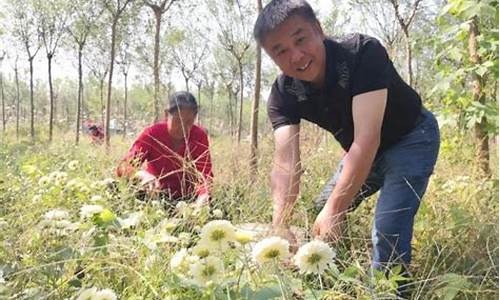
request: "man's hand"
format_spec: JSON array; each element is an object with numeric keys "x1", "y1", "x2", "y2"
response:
[
  {"x1": 312, "y1": 208, "x2": 346, "y2": 243},
  {"x1": 135, "y1": 170, "x2": 161, "y2": 192}
]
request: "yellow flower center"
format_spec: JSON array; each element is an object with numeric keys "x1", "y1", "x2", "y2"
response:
[
  {"x1": 307, "y1": 253, "x2": 322, "y2": 265},
  {"x1": 202, "y1": 265, "x2": 216, "y2": 277},
  {"x1": 210, "y1": 229, "x2": 226, "y2": 241},
  {"x1": 264, "y1": 249, "x2": 281, "y2": 259}
]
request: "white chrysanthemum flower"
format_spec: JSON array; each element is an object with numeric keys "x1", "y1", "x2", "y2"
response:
[
  {"x1": 192, "y1": 242, "x2": 211, "y2": 258},
  {"x1": 118, "y1": 211, "x2": 143, "y2": 229},
  {"x1": 170, "y1": 248, "x2": 190, "y2": 272},
  {"x1": 200, "y1": 220, "x2": 236, "y2": 247},
  {"x1": 90, "y1": 195, "x2": 103, "y2": 202},
  {"x1": 252, "y1": 236, "x2": 290, "y2": 264},
  {"x1": 76, "y1": 287, "x2": 98, "y2": 300},
  {"x1": 68, "y1": 160, "x2": 79, "y2": 171},
  {"x1": 32, "y1": 195, "x2": 42, "y2": 202},
  {"x1": 44, "y1": 209, "x2": 69, "y2": 221},
  {"x1": 49, "y1": 171, "x2": 68, "y2": 185},
  {"x1": 38, "y1": 176, "x2": 50, "y2": 187},
  {"x1": 80, "y1": 205, "x2": 104, "y2": 219},
  {"x1": 190, "y1": 256, "x2": 224, "y2": 286},
  {"x1": 54, "y1": 220, "x2": 73, "y2": 229},
  {"x1": 212, "y1": 209, "x2": 223, "y2": 219},
  {"x1": 94, "y1": 288, "x2": 117, "y2": 300},
  {"x1": 293, "y1": 240, "x2": 336, "y2": 274}
]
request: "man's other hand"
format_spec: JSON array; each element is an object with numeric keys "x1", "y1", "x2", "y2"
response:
[
  {"x1": 312, "y1": 209, "x2": 345, "y2": 243},
  {"x1": 135, "y1": 170, "x2": 161, "y2": 192}
]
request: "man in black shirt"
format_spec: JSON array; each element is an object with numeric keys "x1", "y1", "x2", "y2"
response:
[{"x1": 254, "y1": 0, "x2": 440, "y2": 284}]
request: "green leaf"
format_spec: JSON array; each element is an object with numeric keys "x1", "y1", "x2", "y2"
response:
[
  {"x1": 252, "y1": 285, "x2": 282, "y2": 300},
  {"x1": 434, "y1": 273, "x2": 472, "y2": 300},
  {"x1": 68, "y1": 279, "x2": 81, "y2": 288}
]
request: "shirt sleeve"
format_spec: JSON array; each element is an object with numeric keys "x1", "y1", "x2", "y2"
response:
[
  {"x1": 350, "y1": 37, "x2": 392, "y2": 97},
  {"x1": 115, "y1": 128, "x2": 152, "y2": 177},
  {"x1": 267, "y1": 79, "x2": 300, "y2": 130},
  {"x1": 193, "y1": 130, "x2": 213, "y2": 196}
]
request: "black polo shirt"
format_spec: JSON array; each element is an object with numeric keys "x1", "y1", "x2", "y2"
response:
[{"x1": 267, "y1": 34, "x2": 422, "y2": 152}]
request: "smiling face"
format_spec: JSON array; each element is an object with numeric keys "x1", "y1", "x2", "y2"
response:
[{"x1": 261, "y1": 14, "x2": 326, "y2": 87}]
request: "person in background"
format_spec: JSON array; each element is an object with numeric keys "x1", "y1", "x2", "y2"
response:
[
  {"x1": 116, "y1": 91, "x2": 213, "y2": 211},
  {"x1": 86, "y1": 122, "x2": 104, "y2": 144}
]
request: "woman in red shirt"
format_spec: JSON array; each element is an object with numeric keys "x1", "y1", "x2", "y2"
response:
[{"x1": 117, "y1": 91, "x2": 213, "y2": 209}]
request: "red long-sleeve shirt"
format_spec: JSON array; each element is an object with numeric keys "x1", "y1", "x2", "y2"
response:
[{"x1": 117, "y1": 122, "x2": 213, "y2": 199}]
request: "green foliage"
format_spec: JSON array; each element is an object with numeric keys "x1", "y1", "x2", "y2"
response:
[{"x1": 432, "y1": 0, "x2": 498, "y2": 134}]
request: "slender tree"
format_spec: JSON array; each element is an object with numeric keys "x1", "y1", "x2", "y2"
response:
[
  {"x1": 36, "y1": 0, "x2": 69, "y2": 142},
  {"x1": 144, "y1": 0, "x2": 177, "y2": 122},
  {"x1": 387, "y1": 0, "x2": 423, "y2": 87},
  {"x1": 103, "y1": 0, "x2": 133, "y2": 148},
  {"x1": 468, "y1": 16, "x2": 489, "y2": 175},
  {"x1": 14, "y1": 56, "x2": 20, "y2": 139},
  {"x1": 209, "y1": 0, "x2": 252, "y2": 143},
  {"x1": 67, "y1": 0, "x2": 103, "y2": 144},
  {"x1": 118, "y1": 35, "x2": 132, "y2": 138},
  {"x1": 10, "y1": 0, "x2": 42, "y2": 141},
  {"x1": 0, "y1": 51, "x2": 5, "y2": 133},
  {"x1": 169, "y1": 29, "x2": 208, "y2": 93}
]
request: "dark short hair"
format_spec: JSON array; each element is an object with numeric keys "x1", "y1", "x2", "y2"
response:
[
  {"x1": 166, "y1": 91, "x2": 198, "y2": 114},
  {"x1": 253, "y1": 0, "x2": 318, "y2": 46}
]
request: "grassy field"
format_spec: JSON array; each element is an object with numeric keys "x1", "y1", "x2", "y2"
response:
[{"x1": 0, "y1": 126, "x2": 497, "y2": 299}]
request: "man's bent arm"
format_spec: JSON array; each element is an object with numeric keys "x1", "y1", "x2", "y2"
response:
[
  {"x1": 323, "y1": 89, "x2": 387, "y2": 216},
  {"x1": 271, "y1": 124, "x2": 301, "y2": 228}
]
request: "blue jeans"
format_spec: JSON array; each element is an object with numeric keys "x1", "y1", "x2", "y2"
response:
[{"x1": 315, "y1": 108, "x2": 440, "y2": 271}]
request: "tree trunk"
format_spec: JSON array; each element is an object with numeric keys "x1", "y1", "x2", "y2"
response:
[
  {"x1": 404, "y1": 30, "x2": 413, "y2": 87},
  {"x1": 0, "y1": 71, "x2": 4, "y2": 133},
  {"x1": 209, "y1": 83, "x2": 214, "y2": 133},
  {"x1": 153, "y1": 10, "x2": 161, "y2": 122},
  {"x1": 100, "y1": 78, "x2": 105, "y2": 127},
  {"x1": 29, "y1": 58, "x2": 35, "y2": 141},
  {"x1": 227, "y1": 86, "x2": 234, "y2": 136},
  {"x1": 185, "y1": 77, "x2": 190, "y2": 92},
  {"x1": 15, "y1": 64, "x2": 20, "y2": 139},
  {"x1": 105, "y1": 19, "x2": 118, "y2": 149},
  {"x1": 237, "y1": 63, "x2": 244, "y2": 143},
  {"x1": 197, "y1": 83, "x2": 202, "y2": 125},
  {"x1": 123, "y1": 71, "x2": 128, "y2": 138},
  {"x1": 468, "y1": 17, "x2": 490, "y2": 175},
  {"x1": 48, "y1": 55, "x2": 54, "y2": 142},
  {"x1": 76, "y1": 46, "x2": 83, "y2": 144},
  {"x1": 250, "y1": 0, "x2": 262, "y2": 173}
]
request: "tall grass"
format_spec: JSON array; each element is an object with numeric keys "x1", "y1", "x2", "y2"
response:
[{"x1": 0, "y1": 125, "x2": 497, "y2": 299}]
